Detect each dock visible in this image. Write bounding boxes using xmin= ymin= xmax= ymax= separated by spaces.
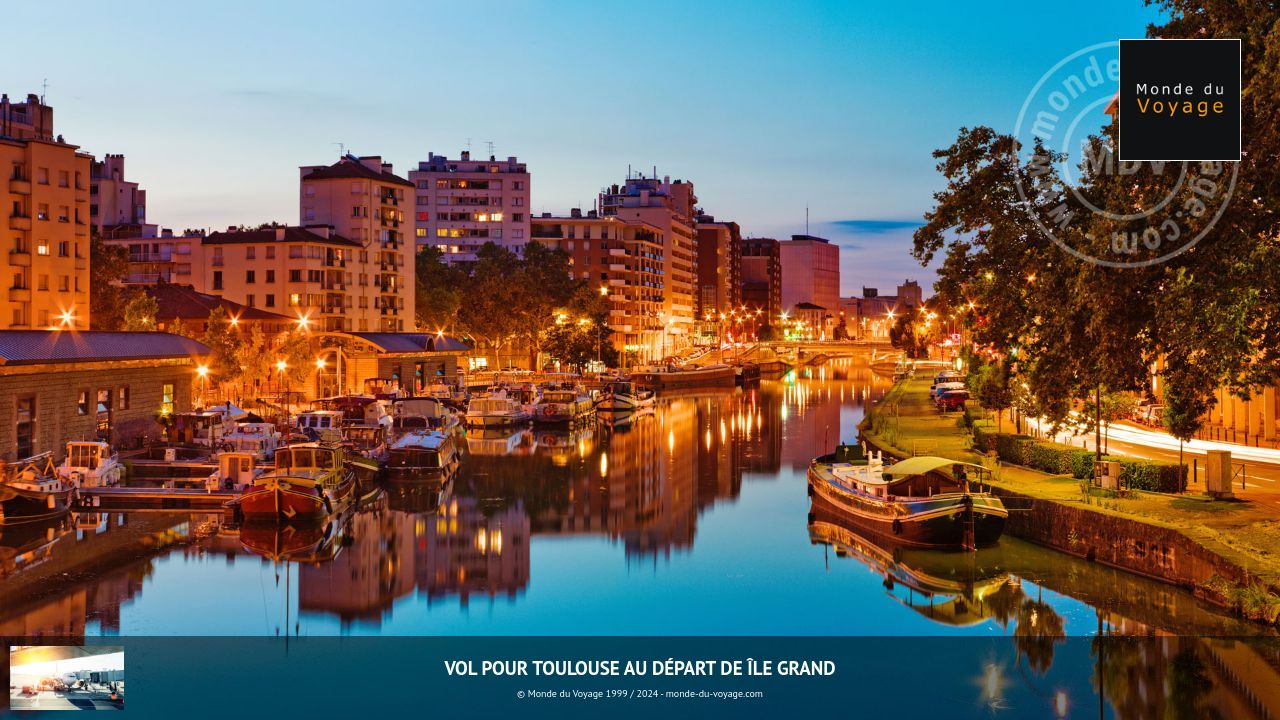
xmin=77 ymin=486 xmax=237 ymax=511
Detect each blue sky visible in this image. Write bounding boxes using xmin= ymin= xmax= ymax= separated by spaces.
xmin=2 ymin=0 xmax=1161 ymax=294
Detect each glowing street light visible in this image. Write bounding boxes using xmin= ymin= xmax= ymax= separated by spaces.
xmin=58 ymin=309 xmax=75 ymax=327
xmin=315 ymin=357 xmax=327 ymax=370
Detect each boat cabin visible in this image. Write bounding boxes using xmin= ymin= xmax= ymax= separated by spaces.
xmin=222 ymin=422 xmax=281 ymax=459
xmin=296 ymin=410 xmax=346 ymax=435
xmin=168 ymin=410 xmax=230 ymax=447
xmin=213 ymin=451 xmax=258 ymax=491
xmin=345 ymin=425 xmax=386 ymax=453
xmin=387 ymin=431 xmax=455 ymax=470
xmin=57 ymin=441 xmax=121 ymax=488
xmin=274 ymin=443 xmax=342 ymax=473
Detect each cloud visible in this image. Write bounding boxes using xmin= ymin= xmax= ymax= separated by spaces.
xmin=829 ymin=219 xmax=924 ymax=234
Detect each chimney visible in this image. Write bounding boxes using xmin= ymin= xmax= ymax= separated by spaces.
xmin=570 ymin=208 xmax=582 ymax=218
xmin=275 ymin=227 xmax=286 ymax=242
xmin=460 ymin=150 xmax=470 ymax=161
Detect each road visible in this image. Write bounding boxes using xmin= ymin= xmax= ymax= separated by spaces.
xmin=1027 ymin=417 xmax=1280 ymax=508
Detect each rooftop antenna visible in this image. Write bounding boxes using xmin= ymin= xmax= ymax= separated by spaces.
xmin=40 ymin=78 xmax=48 ymax=103
xmin=485 ymin=140 xmax=495 ymax=158
xmin=332 ymin=142 xmax=345 ymax=156
xmin=465 ymin=138 xmax=472 ymax=153
xmin=806 ymin=206 xmax=810 ymax=235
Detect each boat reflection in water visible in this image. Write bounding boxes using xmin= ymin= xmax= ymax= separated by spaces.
xmin=532 ymin=426 xmax=597 ymax=466
xmin=465 ymin=427 xmax=537 ymax=457
xmin=808 ymin=506 xmax=1013 ymax=626
xmin=0 ymin=514 xmax=75 ymax=579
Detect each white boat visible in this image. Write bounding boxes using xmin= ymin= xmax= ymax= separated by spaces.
xmin=295 ymin=409 xmax=346 ymax=438
xmin=385 ymin=430 xmax=459 ymax=478
xmin=205 ymin=451 xmax=262 ymax=493
xmin=221 ymin=422 xmax=282 ymax=461
xmin=425 ymin=381 xmax=466 ymax=405
xmin=56 ymin=441 xmax=124 ymax=488
xmin=465 ymin=388 xmax=531 ymax=427
xmin=392 ymin=397 xmax=461 ymax=436
xmin=595 ymin=381 xmax=655 ymax=412
xmin=534 ymin=385 xmax=595 ymax=424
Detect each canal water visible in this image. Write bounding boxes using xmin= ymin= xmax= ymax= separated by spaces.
xmin=3 ymin=357 xmax=1278 ymax=715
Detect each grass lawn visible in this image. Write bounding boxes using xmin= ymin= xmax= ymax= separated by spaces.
xmin=862 ymin=375 xmax=1280 ymax=586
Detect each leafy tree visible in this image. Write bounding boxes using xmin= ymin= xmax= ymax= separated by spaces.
xmin=121 ymin=290 xmax=159 ymax=332
xmin=414 ymin=246 xmax=464 ymax=332
xmin=757 ymin=323 xmax=779 ymax=342
xmin=88 ymin=234 xmax=129 ymax=330
xmin=201 ymin=306 xmax=243 ymax=389
xmin=969 ymin=358 xmax=1014 ymax=431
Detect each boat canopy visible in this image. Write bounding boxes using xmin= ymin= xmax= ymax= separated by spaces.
xmin=883 ymin=456 xmax=986 ymax=479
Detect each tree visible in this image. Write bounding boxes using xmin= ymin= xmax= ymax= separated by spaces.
xmin=1079 ymin=389 xmax=1139 ymax=454
xmin=969 ymin=358 xmax=1014 ymax=432
xmin=88 ymin=234 xmax=129 ymax=330
xmin=201 ymin=306 xmax=243 ymax=395
xmin=121 ymin=290 xmax=158 ymax=332
xmin=414 ymin=246 xmax=464 ymax=332
xmin=757 ymin=323 xmax=780 ymax=342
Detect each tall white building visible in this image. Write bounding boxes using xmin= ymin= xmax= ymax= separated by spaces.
xmin=408 ymin=150 xmax=530 ymax=263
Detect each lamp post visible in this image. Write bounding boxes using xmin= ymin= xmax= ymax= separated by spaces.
xmin=276 ymin=360 xmax=288 ymax=409
xmin=196 ymin=364 xmax=209 ymax=409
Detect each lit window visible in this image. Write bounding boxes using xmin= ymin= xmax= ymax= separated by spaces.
xmin=290 ymin=293 xmax=301 ymax=306
xmin=491 ymin=213 xmax=503 ymax=222
xmin=36 ymin=243 xmax=49 ymax=256
xmin=435 ymin=228 xmax=448 ymax=237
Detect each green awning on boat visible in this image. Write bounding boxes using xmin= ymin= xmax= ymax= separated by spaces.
xmin=883 ymin=456 xmax=986 ymax=478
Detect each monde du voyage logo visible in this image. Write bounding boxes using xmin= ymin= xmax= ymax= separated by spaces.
xmin=1119 ymin=38 xmax=1241 ymax=162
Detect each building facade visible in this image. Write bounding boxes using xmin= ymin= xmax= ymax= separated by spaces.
xmin=0 ymin=331 xmax=207 ymax=461
xmin=409 ymin=151 xmax=530 ymax=264
xmin=740 ymin=237 xmax=781 ymax=323
xmin=531 ymin=209 xmax=666 ymax=363
xmin=90 ymin=154 xmax=145 ymax=234
xmin=300 ymin=155 xmax=414 ymax=331
xmin=0 ymin=93 xmax=92 ymax=330
xmin=598 ymin=175 xmax=698 ymax=350
xmin=694 ymin=215 xmax=741 ymax=319
xmin=779 ymin=234 xmax=840 ymax=327
xmin=841 ymin=281 xmax=924 ymax=340
xmin=200 ymin=225 xmax=375 ymax=332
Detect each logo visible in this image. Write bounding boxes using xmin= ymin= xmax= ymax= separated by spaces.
xmin=1013 ymin=41 xmax=1238 ymax=268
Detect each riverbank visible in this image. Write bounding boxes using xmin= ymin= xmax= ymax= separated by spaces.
xmin=860 ymin=375 xmax=1280 ymax=621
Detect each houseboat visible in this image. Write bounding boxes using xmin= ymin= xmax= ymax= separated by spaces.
xmin=595 ymin=381 xmax=655 ymax=413
xmin=344 ymin=424 xmax=389 ymax=466
xmin=295 ymin=409 xmax=346 ymax=440
xmin=533 ymin=385 xmax=595 ymax=424
xmin=204 ymin=451 xmax=262 ymax=493
xmin=385 ymin=430 xmax=459 ymax=479
xmin=465 ymin=387 xmax=531 ymax=427
xmin=807 ymin=447 xmax=1006 ymax=550
xmin=221 ymin=422 xmax=282 ymax=461
xmin=315 ymin=395 xmax=394 ymax=433
xmin=631 ymin=363 xmax=736 ymax=390
xmin=392 ymin=397 xmax=461 ymax=436
xmin=56 ymin=441 xmax=125 ymax=488
xmin=238 ymin=441 xmax=357 ymax=521
xmin=0 ymin=454 xmax=73 ymax=524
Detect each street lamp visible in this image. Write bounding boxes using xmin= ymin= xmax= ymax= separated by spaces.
xmin=196 ymin=364 xmax=209 ymax=408
xmin=276 ymin=359 xmax=287 ymax=402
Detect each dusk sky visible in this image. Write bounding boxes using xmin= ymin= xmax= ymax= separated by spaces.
xmin=3 ymin=0 xmax=1161 ymax=295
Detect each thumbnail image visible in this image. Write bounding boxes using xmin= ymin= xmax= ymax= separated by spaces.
xmin=8 ymin=646 xmax=124 ymax=711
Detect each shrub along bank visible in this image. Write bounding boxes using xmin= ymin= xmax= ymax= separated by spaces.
xmin=966 ymin=414 xmax=1187 ymax=493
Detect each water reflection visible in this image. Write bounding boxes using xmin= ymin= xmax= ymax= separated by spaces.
xmin=2 ymin=357 xmax=1280 ymax=717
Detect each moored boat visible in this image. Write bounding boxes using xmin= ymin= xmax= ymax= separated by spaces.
xmin=631 ymin=363 xmax=736 ymax=389
xmin=533 ymin=384 xmax=595 ymax=424
xmin=0 ymin=453 xmax=74 ymax=525
xmin=238 ymin=441 xmax=357 ymax=522
xmin=465 ymin=387 xmax=531 ymax=427
xmin=807 ymin=448 xmax=1006 ymax=550
xmin=56 ymin=441 xmax=124 ymax=488
xmin=385 ymin=430 xmax=459 ymax=479
xmin=595 ymin=381 xmax=654 ymax=412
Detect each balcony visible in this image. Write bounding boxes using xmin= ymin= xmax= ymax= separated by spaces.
xmin=8 ymin=250 xmax=30 ymax=267
xmin=9 ymin=214 xmax=31 ymax=231
xmin=9 ymin=178 xmax=30 ymax=195
xmin=129 ymin=252 xmax=173 ymax=263
xmin=9 ymin=286 xmax=30 ymax=302
xmin=124 ymin=272 xmax=172 ymax=284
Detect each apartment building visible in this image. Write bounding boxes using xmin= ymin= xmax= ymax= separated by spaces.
xmin=90 ymin=154 xmax=146 ymax=235
xmin=779 ymin=234 xmax=840 ymax=320
xmin=598 ymin=175 xmax=698 ymax=349
xmin=200 ymin=225 xmax=372 ymax=332
xmin=106 ymin=227 xmax=206 ymax=285
xmin=0 ymin=93 xmax=92 ymax=330
xmin=694 ymin=215 xmax=741 ymax=318
xmin=300 ymin=155 xmax=414 ymax=331
xmin=409 ymin=150 xmax=530 ymax=264
xmin=531 ymin=209 xmax=666 ymax=364
xmin=740 ymin=237 xmax=781 ymax=322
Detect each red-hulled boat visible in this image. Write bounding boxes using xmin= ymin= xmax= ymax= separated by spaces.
xmin=239 ymin=442 xmax=356 ymax=521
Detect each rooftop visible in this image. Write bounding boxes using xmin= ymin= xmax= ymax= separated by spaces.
xmin=301 ymin=154 xmax=413 ymax=187
xmin=0 ymin=331 xmax=210 ymax=366
xmin=146 ymin=284 xmax=291 ymax=323
xmin=204 ymin=226 xmax=361 ymax=247
xmin=346 ymin=332 xmax=471 ymax=354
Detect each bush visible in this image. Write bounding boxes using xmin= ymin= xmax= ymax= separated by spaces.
xmin=1104 ymin=455 xmax=1188 ymax=493
xmin=975 ymin=430 xmax=1095 ymax=479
